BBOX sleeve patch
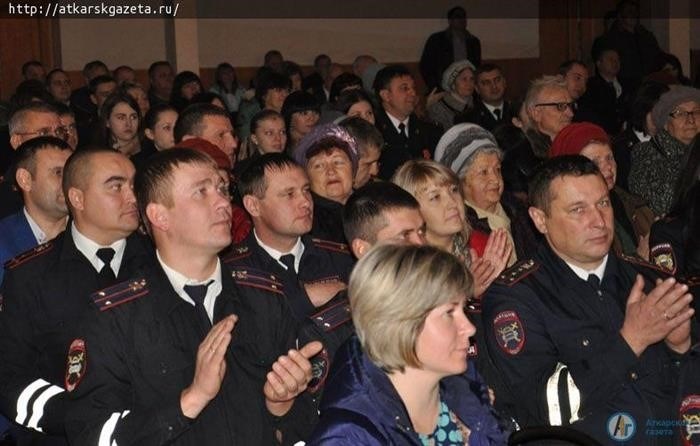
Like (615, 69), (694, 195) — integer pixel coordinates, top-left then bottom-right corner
(679, 394), (700, 445)
(65, 339), (87, 392)
(493, 310), (526, 355)
(650, 243), (677, 274)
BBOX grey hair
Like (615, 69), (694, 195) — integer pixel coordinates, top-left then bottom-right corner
(524, 75), (568, 111)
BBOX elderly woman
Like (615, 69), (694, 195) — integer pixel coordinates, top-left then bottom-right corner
(628, 85), (700, 216)
(436, 123), (540, 265)
(392, 159), (511, 297)
(308, 244), (507, 445)
(550, 122), (655, 259)
(428, 60), (476, 131)
(293, 123), (358, 243)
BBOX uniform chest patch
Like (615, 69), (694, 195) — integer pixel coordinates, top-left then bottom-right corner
(493, 310), (525, 355)
(307, 348), (330, 394)
(680, 394), (700, 445)
(65, 339), (87, 392)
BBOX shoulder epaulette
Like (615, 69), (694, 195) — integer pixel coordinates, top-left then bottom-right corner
(4, 241), (54, 270)
(222, 245), (252, 264)
(90, 278), (148, 311)
(311, 238), (350, 255)
(494, 259), (539, 287)
(230, 267), (284, 295)
(618, 252), (670, 276)
(309, 297), (351, 332)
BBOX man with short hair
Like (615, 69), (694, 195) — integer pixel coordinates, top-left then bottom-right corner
(0, 148), (153, 445)
(147, 61), (174, 108)
(456, 63), (515, 131)
(2, 103), (68, 219)
(578, 47), (626, 134)
(483, 155), (693, 445)
(339, 116), (383, 188)
(559, 60), (589, 102)
(224, 153), (354, 444)
(46, 69), (71, 106)
(351, 54), (378, 79)
(420, 6), (482, 91)
(302, 54), (331, 98)
(112, 65), (136, 85)
(524, 75), (575, 158)
(373, 65), (441, 180)
(66, 148), (288, 444)
(174, 103), (238, 164)
(54, 103), (79, 150)
(0, 136), (71, 284)
(22, 61), (46, 81)
(69, 60), (109, 125)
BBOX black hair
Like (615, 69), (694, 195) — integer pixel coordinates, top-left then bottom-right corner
(11, 136), (71, 189)
(88, 75), (116, 95)
(237, 152), (300, 199)
(254, 71), (292, 107)
(144, 103), (178, 131)
(170, 71), (203, 112)
(373, 65), (412, 97)
(329, 73), (363, 104)
(281, 91), (321, 129)
(529, 155), (601, 214)
(626, 81), (669, 133)
(173, 103), (231, 143)
(339, 116), (383, 155)
(343, 181), (419, 244)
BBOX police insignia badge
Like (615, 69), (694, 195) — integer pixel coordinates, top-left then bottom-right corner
(493, 310), (525, 355)
(307, 348), (330, 394)
(650, 243), (676, 274)
(680, 395), (700, 446)
(65, 339), (87, 392)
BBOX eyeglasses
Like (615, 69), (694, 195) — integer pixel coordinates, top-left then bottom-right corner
(669, 108), (700, 121)
(534, 102), (577, 112)
(15, 126), (69, 140)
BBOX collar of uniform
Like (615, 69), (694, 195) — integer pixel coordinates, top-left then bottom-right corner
(156, 250), (222, 322)
(565, 254), (609, 283)
(386, 111), (409, 135)
(23, 206), (47, 244)
(253, 229), (305, 273)
(71, 222), (126, 275)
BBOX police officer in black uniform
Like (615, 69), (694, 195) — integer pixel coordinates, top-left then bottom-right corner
(225, 153), (355, 444)
(0, 148), (153, 445)
(482, 156), (694, 445)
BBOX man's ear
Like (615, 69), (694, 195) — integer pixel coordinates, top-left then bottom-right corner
(9, 134), (22, 150)
(242, 195), (260, 218)
(378, 89), (390, 104)
(528, 206), (548, 235)
(144, 128), (155, 141)
(350, 238), (371, 259)
(15, 168), (33, 193)
(67, 187), (84, 211)
(145, 202), (169, 232)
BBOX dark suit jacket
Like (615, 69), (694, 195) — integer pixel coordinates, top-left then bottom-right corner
(0, 211), (36, 285)
(374, 109), (442, 180)
(577, 74), (627, 135)
(419, 29), (481, 91)
(455, 99), (514, 132)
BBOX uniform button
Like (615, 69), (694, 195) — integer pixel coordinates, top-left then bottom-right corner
(168, 425), (173, 432)
(582, 339), (590, 347)
(630, 372), (638, 380)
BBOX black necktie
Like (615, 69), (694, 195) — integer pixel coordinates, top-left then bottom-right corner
(398, 122), (408, 140)
(587, 274), (602, 296)
(493, 108), (502, 121)
(280, 254), (297, 277)
(184, 281), (213, 331)
(96, 248), (116, 287)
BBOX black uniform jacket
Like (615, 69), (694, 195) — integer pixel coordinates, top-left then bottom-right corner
(65, 259), (246, 445)
(482, 244), (684, 445)
(222, 233), (355, 445)
(0, 230), (153, 444)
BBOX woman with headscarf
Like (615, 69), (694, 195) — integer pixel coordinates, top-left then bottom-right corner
(428, 60), (476, 131)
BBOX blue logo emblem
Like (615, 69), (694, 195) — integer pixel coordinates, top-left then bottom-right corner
(607, 412), (636, 441)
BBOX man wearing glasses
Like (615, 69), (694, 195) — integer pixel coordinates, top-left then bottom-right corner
(2, 103), (71, 219)
(524, 75), (575, 159)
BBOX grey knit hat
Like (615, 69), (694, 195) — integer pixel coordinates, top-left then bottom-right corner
(434, 123), (500, 177)
(293, 123), (359, 174)
(651, 85), (700, 130)
(441, 60), (475, 93)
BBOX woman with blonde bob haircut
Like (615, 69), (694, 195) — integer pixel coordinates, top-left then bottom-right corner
(392, 159), (511, 297)
(309, 244), (506, 445)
